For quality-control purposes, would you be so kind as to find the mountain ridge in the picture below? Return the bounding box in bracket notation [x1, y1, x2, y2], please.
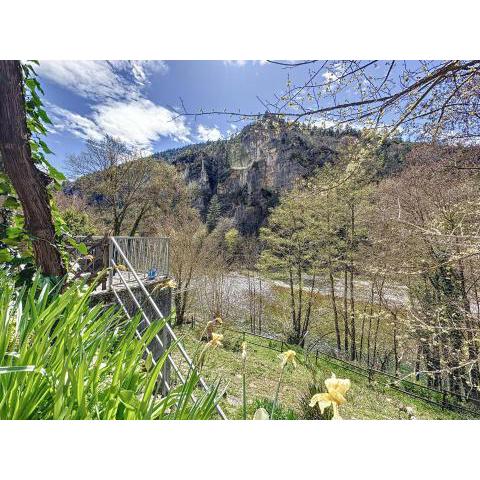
[155, 117, 409, 234]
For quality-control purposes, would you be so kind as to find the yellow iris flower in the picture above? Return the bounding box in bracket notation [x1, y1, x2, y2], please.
[208, 333, 223, 349]
[309, 373, 351, 419]
[279, 349, 297, 368]
[241, 341, 247, 361]
[253, 408, 269, 420]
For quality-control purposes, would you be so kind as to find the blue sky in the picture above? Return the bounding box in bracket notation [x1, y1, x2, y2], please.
[38, 60, 436, 174]
[38, 60, 314, 173]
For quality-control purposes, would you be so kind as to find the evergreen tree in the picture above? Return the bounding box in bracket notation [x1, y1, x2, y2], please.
[206, 194, 222, 232]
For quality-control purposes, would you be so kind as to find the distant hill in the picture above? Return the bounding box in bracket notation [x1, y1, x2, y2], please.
[156, 116, 410, 234]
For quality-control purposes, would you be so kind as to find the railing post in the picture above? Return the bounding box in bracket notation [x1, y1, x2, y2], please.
[101, 236, 109, 290]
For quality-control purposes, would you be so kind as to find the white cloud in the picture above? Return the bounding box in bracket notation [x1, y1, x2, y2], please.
[48, 98, 190, 150]
[321, 63, 344, 83]
[311, 117, 369, 132]
[37, 60, 168, 101]
[197, 124, 222, 142]
[224, 60, 247, 67]
[225, 123, 241, 138]
[322, 71, 338, 82]
[41, 60, 189, 151]
[48, 104, 103, 141]
[93, 99, 191, 148]
[38, 61, 135, 100]
[110, 60, 168, 85]
[223, 60, 268, 67]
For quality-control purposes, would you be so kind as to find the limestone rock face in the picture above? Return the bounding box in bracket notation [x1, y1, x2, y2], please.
[161, 118, 406, 234]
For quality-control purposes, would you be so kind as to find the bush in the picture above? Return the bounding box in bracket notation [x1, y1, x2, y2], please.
[221, 334, 243, 353]
[299, 382, 333, 420]
[0, 273, 220, 419]
[299, 367, 333, 420]
[253, 398, 298, 420]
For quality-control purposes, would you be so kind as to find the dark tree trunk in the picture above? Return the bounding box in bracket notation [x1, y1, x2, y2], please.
[288, 268, 298, 341]
[258, 277, 263, 333]
[415, 343, 422, 381]
[349, 203, 356, 360]
[0, 60, 65, 276]
[328, 261, 342, 351]
[129, 205, 148, 237]
[349, 267, 356, 360]
[392, 312, 399, 376]
[343, 266, 349, 353]
[300, 271, 316, 347]
[361, 280, 376, 364]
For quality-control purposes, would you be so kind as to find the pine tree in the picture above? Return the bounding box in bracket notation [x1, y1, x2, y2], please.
[206, 194, 222, 232]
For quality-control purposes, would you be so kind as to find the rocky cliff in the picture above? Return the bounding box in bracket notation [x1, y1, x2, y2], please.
[158, 117, 407, 234]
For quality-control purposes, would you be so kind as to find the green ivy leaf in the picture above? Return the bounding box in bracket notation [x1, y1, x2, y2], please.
[47, 164, 66, 183]
[37, 108, 53, 125]
[39, 140, 53, 154]
[0, 249, 13, 263]
[3, 196, 20, 209]
[67, 237, 88, 255]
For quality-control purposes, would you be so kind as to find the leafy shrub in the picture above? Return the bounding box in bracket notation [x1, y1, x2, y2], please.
[299, 367, 333, 420]
[222, 334, 243, 353]
[0, 272, 220, 419]
[300, 382, 333, 420]
[253, 398, 298, 420]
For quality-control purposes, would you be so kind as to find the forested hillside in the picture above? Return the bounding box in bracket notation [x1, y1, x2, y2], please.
[158, 116, 410, 233]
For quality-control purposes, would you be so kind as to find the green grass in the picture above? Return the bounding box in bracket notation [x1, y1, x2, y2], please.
[175, 324, 473, 420]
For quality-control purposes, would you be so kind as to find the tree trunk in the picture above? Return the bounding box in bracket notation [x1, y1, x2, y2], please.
[288, 268, 298, 342]
[174, 287, 185, 325]
[0, 60, 65, 277]
[328, 261, 341, 351]
[360, 282, 373, 362]
[129, 205, 148, 237]
[301, 271, 316, 347]
[349, 203, 356, 360]
[371, 316, 380, 370]
[392, 312, 399, 376]
[415, 343, 422, 381]
[296, 266, 303, 343]
[343, 266, 349, 353]
[258, 277, 263, 333]
[349, 267, 356, 360]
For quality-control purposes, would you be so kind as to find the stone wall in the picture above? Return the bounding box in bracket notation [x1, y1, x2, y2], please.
[90, 279, 173, 393]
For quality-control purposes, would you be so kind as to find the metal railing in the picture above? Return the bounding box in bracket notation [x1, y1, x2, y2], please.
[71, 236, 169, 290]
[112, 236, 169, 277]
[108, 236, 226, 420]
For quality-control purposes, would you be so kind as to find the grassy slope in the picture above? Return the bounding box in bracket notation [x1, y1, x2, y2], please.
[174, 325, 470, 420]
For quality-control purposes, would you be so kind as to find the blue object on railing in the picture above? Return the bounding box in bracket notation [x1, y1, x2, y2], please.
[148, 268, 158, 280]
